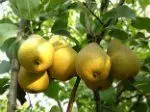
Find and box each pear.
[48,37,77,81]
[18,34,54,73]
[18,67,50,93]
[107,39,140,80]
[76,43,111,83]
[84,78,112,91]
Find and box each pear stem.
[66,76,81,112]
[94,89,101,112]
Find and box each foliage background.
[0,0,150,112]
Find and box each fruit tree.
[0,0,150,112]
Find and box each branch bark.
[7,59,19,112]
[66,76,81,112]
[7,19,26,112]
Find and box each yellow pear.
[49,35,67,49]
[107,39,124,56]
[18,34,54,73]
[48,37,77,81]
[76,43,111,83]
[107,39,140,80]
[18,67,50,93]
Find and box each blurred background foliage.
[0,0,150,112]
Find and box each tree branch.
[100,0,109,15]
[127,79,150,97]
[0,0,7,4]
[83,2,104,25]
[115,80,126,104]
[118,0,125,6]
[94,89,101,112]
[129,95,142,112]
[66,76,81,112]
[7,59,19,112]
[57,100,63,112]
[97,0,125,43]
[7,19,26,112]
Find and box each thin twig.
[94,89,101,112]
[0,0,7,3]
[57,100,63,112]
[101,105,114,112]
[26,93,33,108]
[100,0,109,14]
[66,76,81,112]
[115,80,126,104]
[118,0,125,6]
[129,95,142,112]
[97,0,125,43]
[83,2,104,25]
[127,79,149,97]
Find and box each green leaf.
[80,12,86,27]
[134,103,147,112]
[0,61,10,74]
[134,75,150,93]
[144,56,150,65]
[100,87,116,104]
[126,0,135,4]
[138,0,150,9]
[0,38,16,51]
[109,28,129,41]
[0,78,9,94]
[6,40,20,59]
[44,81,61,100]
[131,17,150,32]
[0,23,18,38]
[0,23,18,47]
[50,105,61,112]
[103,5,136,20]
[51,12,68,34]
[45,0,65,11]
[10,0,40,20]
[0,18,13,23]
[67,2,78,9]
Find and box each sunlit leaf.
[0,61,10,74]
[50,105,61,112]
[0,78,9,94]
[0,23,18,38]
[103,5,136,20]
[10,0,40,19]
[134,74,150,93]
[44,81,61,100]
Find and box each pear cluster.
[18,34,140,93]
[18,34,77,93]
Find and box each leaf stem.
[66,76,81,112]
